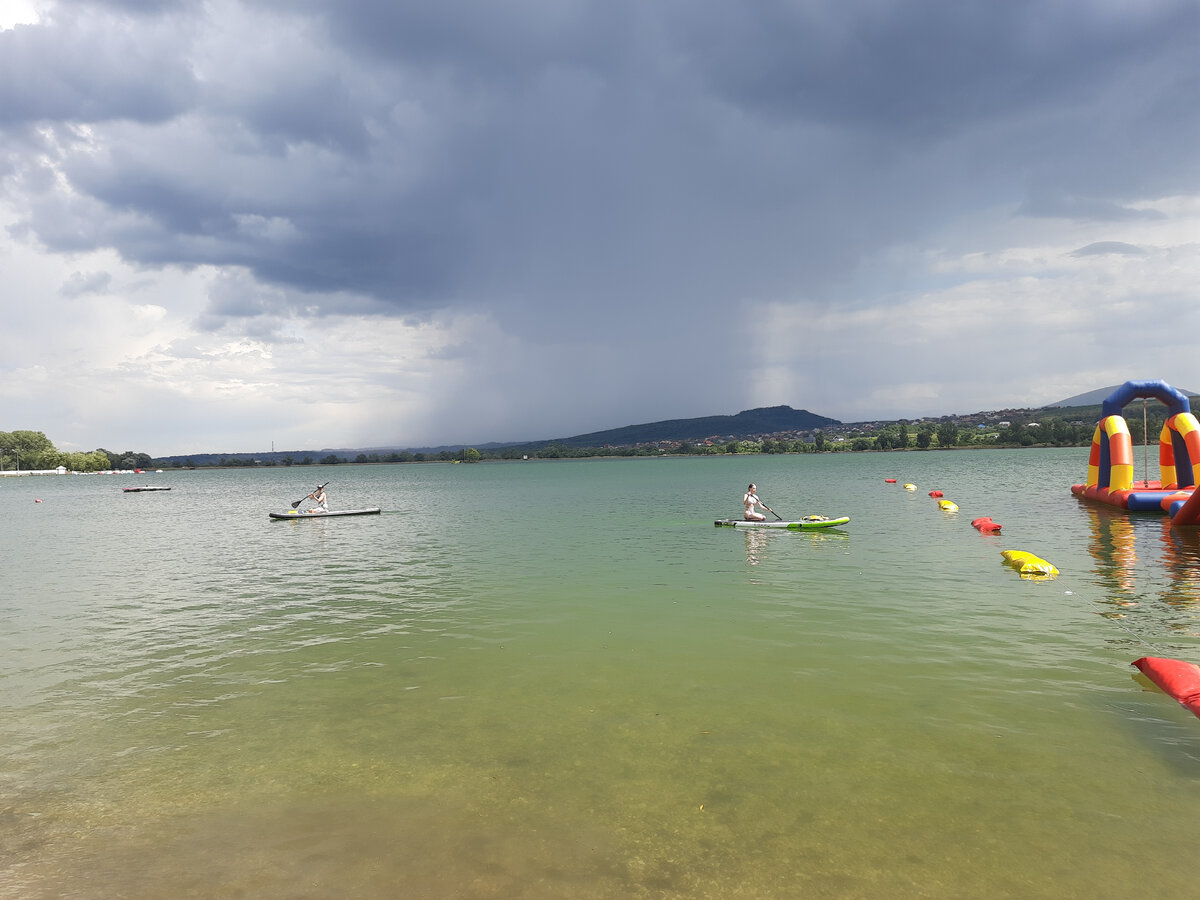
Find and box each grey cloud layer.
[3,0,1198,437]
[7,3,1196,292]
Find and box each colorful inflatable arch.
[1071,380,1200,525]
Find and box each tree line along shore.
[185,416,1146,467]
[6,401,1190,471]
[1,430,153,473]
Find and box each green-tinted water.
[3,450,1200,898]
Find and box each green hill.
[523,405,841,449]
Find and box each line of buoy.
[883,473,1200,725]
[886,478,1041,577]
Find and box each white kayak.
[715,515,850,530]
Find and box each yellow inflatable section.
[1159,412,1200,488]
[1001,550,1059,577]
[1086,416,1133,491]
[937,498,958,511]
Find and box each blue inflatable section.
[1127,492,1174,511]
[1101,379,1191,418]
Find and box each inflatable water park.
[1070,379,1200,526]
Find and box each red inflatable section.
[1133,657,1200,719]
[884,478,897,483]
[971,516,1002,533]
[928,490,943,498]
[1170,486,1200,526]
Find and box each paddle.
[291,481,330,509]
[760,503,783,521]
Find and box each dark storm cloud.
[4,0,1199,341]
[268,0,629,82]
[0,12,196,125]
[673,1,1196,133]
[234,73,373,156]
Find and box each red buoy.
[971,516,1002,533]
[1133,657,1200,720]
[929,490,943,498]
[884,478,897,483]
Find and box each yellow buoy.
[1001,550,1059,576]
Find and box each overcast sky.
[2,0,1198,455]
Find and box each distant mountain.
[1049,385,1199,407]
[523,405,841,449]
[149,405,843,465]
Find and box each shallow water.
[3,450,1200,898]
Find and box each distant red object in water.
[971,516,1002,533]
[929,490,943,498]
[884,478,896,483]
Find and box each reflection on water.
[1084,505,1139,596]
[1158,523,1200,610]
[1080,500,1200,639]
[744,528,768,565]
[742,527,850,566]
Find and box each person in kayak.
[306,484,329,513]
[743,483,770,521]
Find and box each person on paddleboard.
[306,484,329,513]
[743,483,769,521]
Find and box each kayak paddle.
[292,481,330,509]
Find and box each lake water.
[3,449,1200,898]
